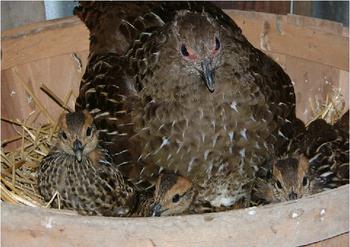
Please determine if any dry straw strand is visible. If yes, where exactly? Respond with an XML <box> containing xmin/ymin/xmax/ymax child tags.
<box><xmin>1</xmin><ymin>84</ymin><xmax>73</xmax><ymax>207</ymax></box>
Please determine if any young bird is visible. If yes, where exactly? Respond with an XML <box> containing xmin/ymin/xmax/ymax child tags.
<box><xmin>38</xmin><ymin>110</ymin><xmax>136</xmax><ymax>217</ymax></box>
<box><xmin>133</xmin><ymin>173</ymin><xmax>195</xmax><ymax>217</ymax></box>
<box><xmin>253</xmin><ymin>111</ymin><xmax>349</xmax><ymax>204</ymax></box>
<box><xmin>151</xmin><ymin>173</ymin><xmax>195</xmax><ymax>216</ymax></box>
<box><xmin>252</xmin><ymin>155</ymin><xmax>317</xmax><ymax>203</ymax></box>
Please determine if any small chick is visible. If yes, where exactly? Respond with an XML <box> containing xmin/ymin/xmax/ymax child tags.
<box><xmin>270</xmin><ymin>155</ymin><xmax>316</xmax><ymax>201</ymax></box>
<box><xmin>151</xmin><ymin>173</ymin><xmax>195</xmax><ymax>216</ymax></box>
<box><xmin>254</xmin><ymin>111</ymin><xmax>349</xmax><ymax>205</ymax></box>
<box><xmin>134</xmin><ymin>173</ymin><xmax>195</xmax><ymax>217</ymax></box>
<box><xmin>38</xmin><ymin>110</ymin><xmax>136</xmax><ymax>217</ymax></box>
<box><xmin>252</xmin><ymin>155</ymin><xmax>317</xmax><ymax>203</ymax></box>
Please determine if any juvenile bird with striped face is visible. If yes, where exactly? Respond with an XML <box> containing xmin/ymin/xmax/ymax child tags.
<box><xmin>151</xmin><ymin>173</ymin><xmax>195</xmax><ymax>216</ymax></box>
<box><xmin>253</xmin><ymin>155</ymin><xmax>317</xmax><ymax>203</ymax></box>
<box><xmin>76</xmin><ymin>3</ymin><xmax>300</xmax><ymax>211</ymax></box>
<box><xmin>253</xmin><ymin>111</ymin><xmax>349</xmax><ymax>204</ymax></box>
<box><xmin>38</xmin><ymin>111</ymin><xmax>136</xmax><ymax>217</ymax></box>
<box><xmin>134</xmin><ymin>173</ymin><xmax>195</xmax><ymax>217</ymax></box>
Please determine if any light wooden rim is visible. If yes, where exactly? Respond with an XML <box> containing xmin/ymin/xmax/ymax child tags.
<box><xmin>2</xmin><ymin>185</ymin><xmax>349</xmax><ymax>247</ymax></box>
<box><xmin>1</xmin><ymin>10</ymin><xmax>349</xmax><ymax>71</ymax></box>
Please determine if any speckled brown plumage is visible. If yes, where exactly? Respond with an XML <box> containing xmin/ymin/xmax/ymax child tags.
<box><xmin>334</xmin><ymin>110</ymin><xmax>349</xmax><ymax>134</ymax></box>
<box><xmin>253</xmin><ymin>111</ymin><xmax>349</xmax><ymax>204</ymax></box>
<box><xmin>305</xmin><ymin>112</ymin><xmax>349</xmax><ymax>189</ymax></box>
<box><xmin>74</xmin><ymin>2</ymin><xmax>245</xmax><ymax>57</ymax></box>
<box><xmin>74</xmin><ymin>1</ymin><xmax>162</xmax><ymax>56</ymax></box>
<box><xmin>37</xmin><ymin>111</ymin><xmax>136</xmax><ymax>216</ymax></box>
<box><xmin>75</xmin><ymin>2</ymin><xmax>299</xmax><ymax>210</ymax></box>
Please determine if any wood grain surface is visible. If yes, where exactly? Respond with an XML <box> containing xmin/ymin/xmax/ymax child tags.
<box><xmin>2</xmin><ymin>185</ymin><xmax>349</xmax><ymax>247</ymax></box>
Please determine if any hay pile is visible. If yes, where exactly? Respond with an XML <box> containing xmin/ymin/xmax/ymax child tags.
<box><xmin>308</xmin><ymin>88</ymin><xmax>346</xmax><ymax>126</ymax></box>
<box><xmin>1</xmin><ymin>118</ymin><xmax>52</xmax><ymax>207</ymax></box>
<box><xmin>0</xmin><ymin>82</ymin><xmax>346</xmax><ymax>209</ymax></box>
<box><xmin>1</xmin><ymin>83</ymin><xmax>75</xmax><ymax>208</ymax></box>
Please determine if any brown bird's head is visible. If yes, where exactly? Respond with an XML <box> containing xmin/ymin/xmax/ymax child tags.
<box><xmin>57</xmin><ymin>110</ymin><xmax>98</xmax><ymax>162</ymax></box>
<box><xmin>271</xmin><ymin>155</ymin><xmax>312</xmax><ymax>201</ymax></box>
<box><xmin>151</xmin><ymin>173</ymin><xmax>195</xmax><ymax>216</ymax></box>
<box><xmin>172</xmin><ymin>10</ymin><xmax>224</xmax><ymax>93</ymax></box>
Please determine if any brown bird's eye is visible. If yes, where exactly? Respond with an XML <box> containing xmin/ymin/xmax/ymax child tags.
<box><xmin>86</xmin><ymin>127</ymin><xmax>93</xmax><ymax>137</ymax></box>
<box><xmin>215</xmin><ymin>37</ymin><xmax>220</xmax><ymax>50</ymax></box>
<box><xmin>181</xmin><ymin>44</ymin><xmax>189</xmax><ymax>57</ymax></box>
<box><xmin>276</xmin><ymin>180</ymin><xmax>282</xmax><ymax>189</ymax></box>
<box><xmin>172</xmin><ymin>194</ymin><xmax>180</xmax><ymax>203</ymax></box>
<box><xmin>302</xmin><ymin>177</ymin><xmax>308</xmax><ymax>186</ymax></box>
<box><xmin>61</xmin><ymin>131</ymin><xmax>67</xmax><ymax>140</ymax></box>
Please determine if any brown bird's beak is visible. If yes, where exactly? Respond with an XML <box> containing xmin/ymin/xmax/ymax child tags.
<box><xmin>151</xmin><ymin>203</ymin><xmax>167</xmax><ymax>217</ymax></box>
<box><xmin>73</xmin><ymin>139</ymin><xmax>83</xmax><ymax>162</ymax></box>
<box><xmin>201</xmin><ymin>59</ymin><xmax>215</xmax><ymax>93</ymax></box>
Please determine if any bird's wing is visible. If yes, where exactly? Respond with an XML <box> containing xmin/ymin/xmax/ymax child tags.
<box><xmin>74</xmin><ymin>1</ymin><xmax>164</xmax><ymax>56</ymax></box>
<box><xmin>75</xmin><ymin>53</ymin><xmax>143</xmax><ymax>177</ymax></box>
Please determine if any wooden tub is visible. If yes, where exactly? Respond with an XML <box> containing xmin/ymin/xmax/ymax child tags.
<box><xmin>1</xmin><ymin>10</ymin><xmax>349</xmax><ymax>247</ymax></box>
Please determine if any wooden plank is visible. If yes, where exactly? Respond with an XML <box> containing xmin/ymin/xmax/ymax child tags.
<box><xmin>2</xmin><ymin>185</ymin><xmax>349</xmax><ymax>247</ymax></box>
<box><xmin>227</xmin><ymin>10</ymin><xmax>349</xmax><ymax>71</ymax></box>
<box><xmin>215</xmin><ymin>1</ymin><xmax>291</xmax><ymax>14</ymax></box>
<box><xmin>1</xmin><ymin>1</ymin><xmax>45</xmax><ymax>31</ymax></box>
<box><xmin>306</xmin><ymin>233</ymin><xmax>349</xmax><ymax>247</ymax></box>
<box><xmin>1</xmin><ymin>11</ymin><xmax>348</xmax><ymax>71</ymax></box>
<box><xmin>286</xmin><ymin>14</ymin><xmax>344</xmax><ymax>35</ymax></box>
<box><xmin>1</xmin><ymin>15</ymin><xmax>79</xmax><ymax>38</ymax></box>
<box><xmin>283</xmin><ymin>55</ymin><xmax>349</xmax><ymax>122</ymax></box>
<box><xmin>1</xmin><ymin>16</ymin><xmax>89</xmax><ymax>70</ymax></box>
<box><xmin>1</xmin><ymin>51</ymin><xmax>89</xmax><ymax>145</ymax></box>
<box><xmin>294</xmin><ymin>1</ymin><xmax>312</xmax><ymax>18</ymax></box>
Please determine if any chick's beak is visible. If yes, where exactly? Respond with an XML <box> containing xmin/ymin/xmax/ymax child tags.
<box><xmin>151</xmin><ymin>203</ymin><xmax>163</xmax><ymax>217</ymax></box>
<box><xmin>201</xmin><ymin>59</ymin><xmax>215</xmax><ymax>93</ymax></box>
<box><xmin>288</xmin><ymin>191</ymin><xmax>298</xmax><ymax>200</ymax></box>
<box><xmin>73</xmin><ymin>139</ymin><xmax>83</xmax><ymax>162</ymax></box>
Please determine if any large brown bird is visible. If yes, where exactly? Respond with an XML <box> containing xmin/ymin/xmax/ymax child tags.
<box><xmin>75</xmin><ymin>3</ymin><xmax>299</xmax><ymax>211</ymax></box>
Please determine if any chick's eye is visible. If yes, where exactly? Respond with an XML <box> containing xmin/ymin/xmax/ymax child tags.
<box><xmin>302</xmin><ymin>177</ymin><xmax>308</xmax><ymax>186</ymax></box>
<box><xmin>172</xmin><ymin>194</ymin><xmax>180</xmax><ymax>203</ymax></box>
<box><xmin>86</xmin><ymin>127</ymin><xmax>93</xmax><ymax>137</ymax></box>
<box><xmin>215</xmin><ymin>37</ymin><xmax>221</xmax><ymax>50</ymax></box>
<box><xmin>276</xmin><ymin>180</ymin><xmax>282</xmax><ymax>189</ymax></box>
<box><xmin>61</xmin><ymin>131</ymin><xmax>67</xmax><ymax>140</ymax></box>
<box><xmin>181</xmin><ymin>44</ymin><xmax>189</xmax><ymax>57</ymax></box>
